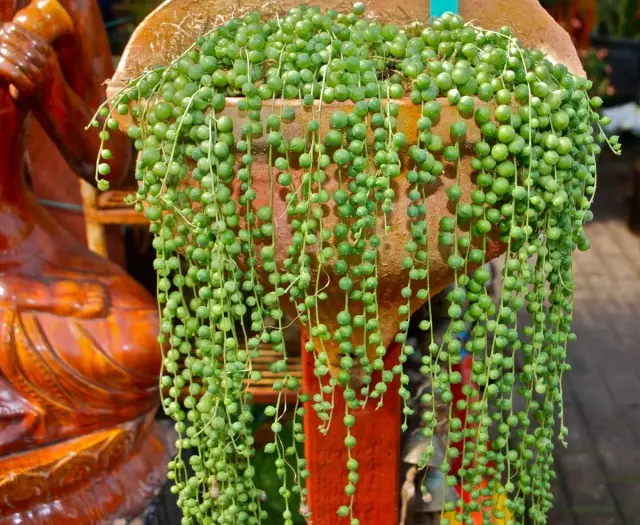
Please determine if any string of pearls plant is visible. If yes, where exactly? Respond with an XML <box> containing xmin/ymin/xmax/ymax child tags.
<box><xmin>92</xmin><ymin>4</ymin><xmax>620</xmax><ymax>525</ymax></box>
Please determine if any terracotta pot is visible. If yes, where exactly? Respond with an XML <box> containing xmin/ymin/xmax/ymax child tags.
<box><xmin>106</xmin><ymin>0</ymin><xmax>584</xmax><ymax>373</ymax></box>
<box><xmin>220</xmin><ymin>97</ymin><xmax>504</xmax><ymax>373</ymax></box>
<box><xmin>117</xmin><ymin>94</ymin><xmax>504</xmax><ymax>372</ymax></box>
<box><xmin>108</xmin><ymin>0</ymin><xmax>585</xmax><ymax>84</ymax></box>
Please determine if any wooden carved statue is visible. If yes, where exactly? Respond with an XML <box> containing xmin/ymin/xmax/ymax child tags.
<box><xmin>23</xmin><ymin>0</ymin><xmax>129</xmax><ymax>265</ymax></box>
<box><xmin>0</xmin><ymin>1</ymin><xmax>172</xmax><ymax>523</ymax></box>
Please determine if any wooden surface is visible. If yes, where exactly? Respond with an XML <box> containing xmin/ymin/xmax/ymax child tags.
<box><xmin>0</xmin><ymin>1</ymin><xmax>171</xmax><ymax>522</ymax></box>
<box><xmin>9</xmin><ymin>0</ymin><xmax>133</xmax><ymax>265</ymax></box>
<box><xmin>169</xmin><ymin>343</ymin><xmax>303</xmax><ymax>405</ymax></box>
<box><xmin>80</xmin><ymin>182</ymin><xmax>146</xmax><ymax>257</ymax></box>
<box><xmin>249</xmin><ymin>345</ymin><xmax>303</xmax><ymax>404</ymax></box>
<box><xmin>12</xmin><ymin>0</ymin><xmax>72</xmax><ymax>44</ymax></box>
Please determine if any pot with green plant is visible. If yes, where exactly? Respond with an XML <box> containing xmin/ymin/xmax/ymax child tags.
<box><xmin>591</xmin><ymin>0</ymin><xmax>640</xmax><ymax>103</ymax></box>
<box><xmin>90</xmin><ymin>0</ymin><xmax>619</xmax><ymax>523</ymax></box>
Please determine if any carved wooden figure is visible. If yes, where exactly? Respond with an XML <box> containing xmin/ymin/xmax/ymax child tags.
<box><xmin>21</xmin><ymin>0</ymin><xmax>129</xmax><ymax>264</ymax></box>
<box><xmin>0</xmin><ymin>1</ymin><xmax>172</xmax><ymax>523</ymax></box>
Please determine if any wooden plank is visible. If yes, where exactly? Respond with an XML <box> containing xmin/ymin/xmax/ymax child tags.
<box><xmin>90</xmin><ymin>208</ymin><xmax>149</xmax><ymax>225</ymax></box>
<box><xmin>97</xmin><ymin>188</ymin><xmax>136</xmax><ymax>208</ymax></box>
<box><xmin>170</xmin><ymin>346</ymin><xmax>303</xmax><ymax>405</ymax></box>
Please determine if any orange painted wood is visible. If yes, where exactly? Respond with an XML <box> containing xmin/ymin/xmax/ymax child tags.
<box><xmin>302</xmin><ymin>339</ymin><xmax>402</xmax><ymax>524</ymax></box>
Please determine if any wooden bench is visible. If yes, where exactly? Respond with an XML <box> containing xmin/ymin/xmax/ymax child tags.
<box><xmin>164</xmin><ymin>344</ymin><xmax>302</xmax><ymax>404</ymax></box>
<box><xmin>79</xmin><ymin>181</ymin><xmax>143</xmax><ymax>257</ymax></box>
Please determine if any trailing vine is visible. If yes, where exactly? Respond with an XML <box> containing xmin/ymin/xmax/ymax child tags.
<box><xmin>92</xmin><ymin>4</ymin><xmax>620</xmax><ymax>525</ymax></box>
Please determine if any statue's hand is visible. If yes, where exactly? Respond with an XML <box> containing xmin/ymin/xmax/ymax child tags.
<box><xmin>0</xmin><ymin>276</ymin><xmax>109</xmax><ymax>318</ymax></box>
<box><xmin>49</xmin><ymin>280</ymin><xmax>110</xmax><ymax>318</ymax></box>
<box><xmin>0</xmin><ymin>23</ymin><xmax>64</xmax><ymax>107</ymax></box>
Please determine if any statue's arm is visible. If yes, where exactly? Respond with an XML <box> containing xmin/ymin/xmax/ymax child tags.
<box><xmin>0</xmin><ymin>0</ymin><xmax>131</xmax><ymax>187</ymax></box>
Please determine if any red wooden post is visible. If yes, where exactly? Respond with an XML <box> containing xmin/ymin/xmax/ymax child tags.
<box><xmin>450</xmin><ymin>352</ymin><xmax>476</xmax><ymax>478</ymax></box>
<box><xmin>302</xmin><ymin>339</ymin><xmax>402</xmax><ymax>524</ymax></box>
<box><xmin>300</xmin><ymin>338</ymin><xmax>505</xmax><ymax>523</ymax></box>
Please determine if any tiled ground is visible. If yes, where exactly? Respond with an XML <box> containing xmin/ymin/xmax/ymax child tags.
<box><xmin>549</xmin><ymin>145</ymin><xmax>640</xmax><ymax>525</ymax></box>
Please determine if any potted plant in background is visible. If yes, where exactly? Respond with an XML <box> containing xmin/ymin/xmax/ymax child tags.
<box><xmin>540</xmin><ymin>0</ymin><xmax>614</xmax><ymax>101</ymax></box>
<box><xmin>590</xmin><ymin>1</ymin><xmax>640</xmax><ymax>236</ymax></box>
<box><xmin>591</xmin><ymin>0</ymin><xmax>640</xmax><ymax>105</ymax></box>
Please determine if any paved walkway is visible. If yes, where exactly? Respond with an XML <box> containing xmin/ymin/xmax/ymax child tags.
<box><xmin>549</xmin><ymin>146</ymin><xmax>640</xmax><ymax>525</ymax></box>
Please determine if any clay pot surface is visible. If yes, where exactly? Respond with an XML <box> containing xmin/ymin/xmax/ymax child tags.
<box><xmin>133</xmin><ymin>96</ymin><xmax>504</xmax><ymax>368</ymax></box>
<box><xmin>104</xmin><ymin>0</ymin><xmax>583</xmax><ymax>367</ymax></box>
<box><xmin>227</xmin><ymin>98</ymin><xmax>503</xmax><ymax>367</ymax></box>
<box><xmin>106</xmin><ymin>0</ymin><xmax>584</xmax><ymax>97</ymax></box>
